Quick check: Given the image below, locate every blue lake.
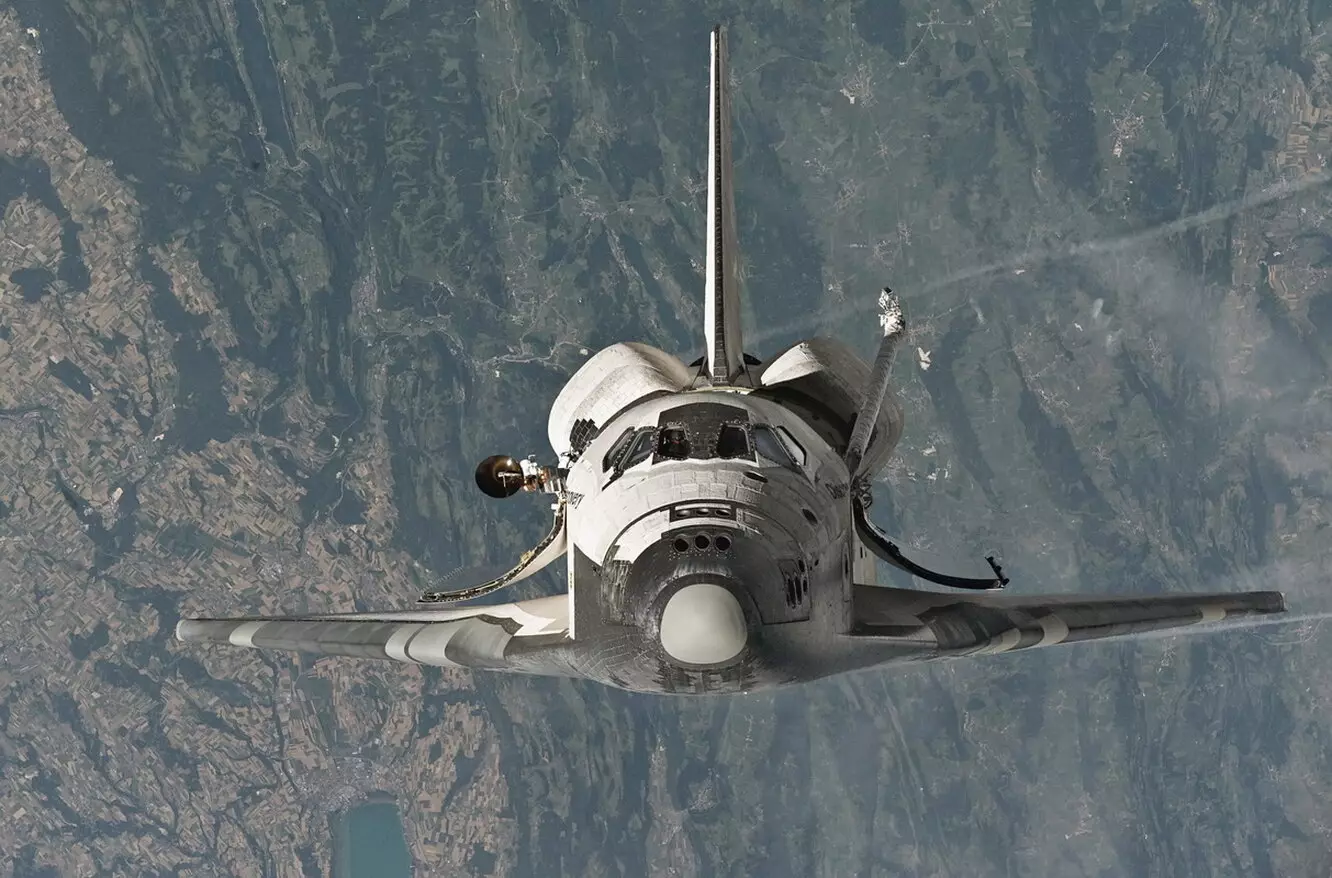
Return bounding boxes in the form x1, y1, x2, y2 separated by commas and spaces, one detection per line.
335, 801, 412, 878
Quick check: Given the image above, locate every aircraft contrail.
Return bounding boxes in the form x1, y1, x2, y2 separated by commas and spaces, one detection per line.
919, 169, 1332, 293
757, 168, 1332, 342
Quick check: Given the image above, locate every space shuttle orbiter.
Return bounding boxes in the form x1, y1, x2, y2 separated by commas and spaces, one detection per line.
177, 27, 1284, 694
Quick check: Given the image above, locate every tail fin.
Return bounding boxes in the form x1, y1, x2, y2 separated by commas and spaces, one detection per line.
704, 25, 747, 385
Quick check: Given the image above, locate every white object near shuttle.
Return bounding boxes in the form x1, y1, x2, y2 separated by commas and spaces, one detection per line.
177, 26, 1284, 694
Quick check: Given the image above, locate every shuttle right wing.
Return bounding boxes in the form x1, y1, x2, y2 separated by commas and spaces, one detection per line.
850, 586, 1285, 657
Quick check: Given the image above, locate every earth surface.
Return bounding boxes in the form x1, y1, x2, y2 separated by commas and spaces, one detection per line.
3, 0, 1332, 875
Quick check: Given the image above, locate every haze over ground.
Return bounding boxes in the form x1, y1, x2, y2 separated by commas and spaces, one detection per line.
2, 0, 1331, 875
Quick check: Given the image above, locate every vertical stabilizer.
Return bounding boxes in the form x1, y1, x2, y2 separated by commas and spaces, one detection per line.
705, 25, 748, 385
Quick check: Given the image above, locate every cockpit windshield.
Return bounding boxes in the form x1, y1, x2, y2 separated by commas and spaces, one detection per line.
658, 427, 690, 460
621, 428, 657, 469
717, 424, 749, 459
752, 424, 797, 468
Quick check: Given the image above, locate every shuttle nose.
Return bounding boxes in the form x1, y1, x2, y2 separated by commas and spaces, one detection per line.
658, 583, 748, 665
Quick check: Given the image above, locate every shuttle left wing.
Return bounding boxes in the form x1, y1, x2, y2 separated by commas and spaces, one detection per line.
176, 594, 579, 676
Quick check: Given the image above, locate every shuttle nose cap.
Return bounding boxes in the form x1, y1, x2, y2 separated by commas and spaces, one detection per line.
659, 583, 748, 665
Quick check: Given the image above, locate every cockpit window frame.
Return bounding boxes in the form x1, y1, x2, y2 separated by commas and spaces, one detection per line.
752, 424, 800, 469
602, 427, 637, 472
620, 427, 658, 470
774, 425, 807, 467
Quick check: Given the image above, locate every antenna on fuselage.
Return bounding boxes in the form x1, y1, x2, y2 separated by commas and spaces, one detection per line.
475, 455, 525, 498
475, 454, 563, 498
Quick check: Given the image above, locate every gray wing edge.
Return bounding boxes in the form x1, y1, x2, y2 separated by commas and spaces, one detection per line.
850, 586, 1286, 657
176, 594, 580, 677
